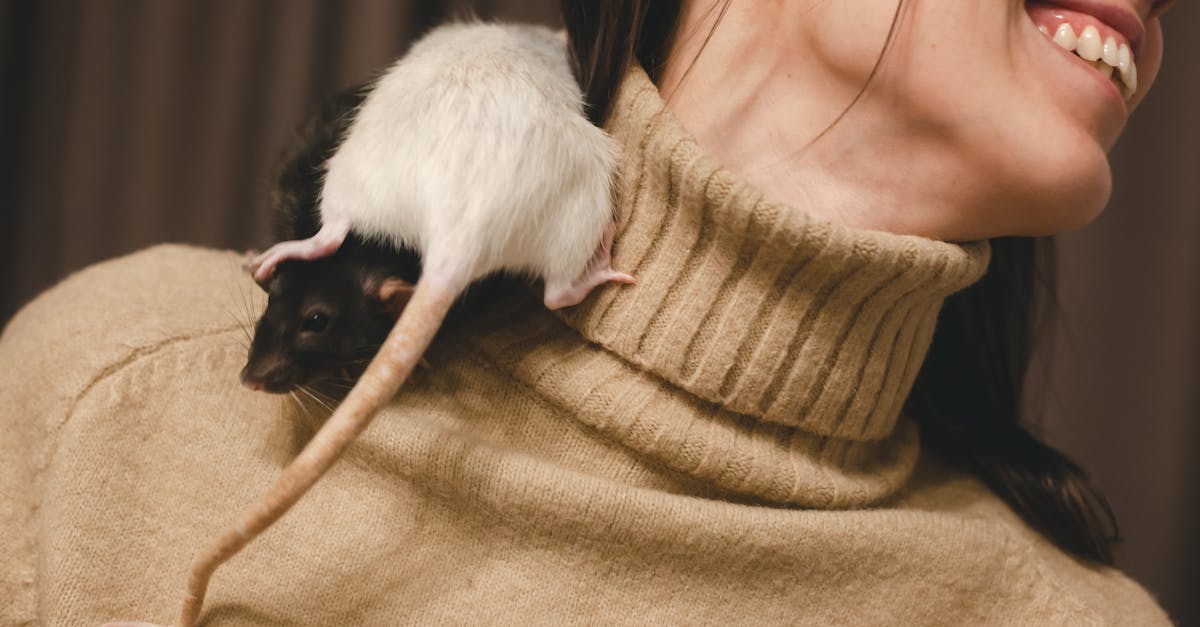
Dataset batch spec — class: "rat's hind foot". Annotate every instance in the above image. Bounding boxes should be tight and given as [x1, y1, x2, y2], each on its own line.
[542, 223, 636, 310]
[249, 219, 351, 285]
[543, 268, 636, 310]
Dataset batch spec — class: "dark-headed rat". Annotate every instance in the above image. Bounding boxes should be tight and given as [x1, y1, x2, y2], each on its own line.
[241, 243, 418, 393]
[113, 22, 636, 627]
[240, 87, 421, 394]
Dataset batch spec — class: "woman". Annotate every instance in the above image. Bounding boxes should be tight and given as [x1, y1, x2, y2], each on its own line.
[0, 0, 1174, 624]
[558, 0, 1168, 565]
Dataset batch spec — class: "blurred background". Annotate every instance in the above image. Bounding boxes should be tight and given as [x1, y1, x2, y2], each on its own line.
[1, 0, 1197, 623]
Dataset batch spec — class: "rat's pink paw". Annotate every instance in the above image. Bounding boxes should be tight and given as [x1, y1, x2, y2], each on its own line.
[605, 270, 637, 285]
[249, 220, 352, 286]
[542, 222, 636, 309]
[249, 248, 287, 285]
[240, 249, 260, 270]
[543, 266, 636, 310]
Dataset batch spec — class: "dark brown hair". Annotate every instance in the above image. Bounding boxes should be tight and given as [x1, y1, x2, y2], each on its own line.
[559, 0, 1119, 564]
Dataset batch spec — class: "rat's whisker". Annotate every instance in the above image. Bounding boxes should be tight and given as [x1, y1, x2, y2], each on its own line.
[220, 275, 255, 346]
[237, 277, 261, 331]
[287, 390, 318, 426]
[218, 291, 250, 338]
[297, 385, 336, 414]
[305, 382, 343, 400]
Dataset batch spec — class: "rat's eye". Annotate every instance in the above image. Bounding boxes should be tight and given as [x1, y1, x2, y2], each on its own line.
[301, 312, 330, 333]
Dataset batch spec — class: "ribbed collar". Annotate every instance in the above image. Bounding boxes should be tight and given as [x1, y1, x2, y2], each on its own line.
[561, 65, 991, 444]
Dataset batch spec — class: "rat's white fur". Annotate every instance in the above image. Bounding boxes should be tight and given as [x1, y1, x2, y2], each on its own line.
[320, 22, 618, 289]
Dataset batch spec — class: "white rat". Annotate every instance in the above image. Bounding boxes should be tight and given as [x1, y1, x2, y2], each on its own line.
[249, 22, 632, 307]
[114, 22, 635, 627]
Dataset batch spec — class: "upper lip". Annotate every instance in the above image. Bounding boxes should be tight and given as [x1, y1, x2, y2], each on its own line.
[1030, 0, 1147, 59]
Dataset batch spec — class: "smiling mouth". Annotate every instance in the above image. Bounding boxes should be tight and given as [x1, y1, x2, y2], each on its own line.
[1025, 2, 1139, 102]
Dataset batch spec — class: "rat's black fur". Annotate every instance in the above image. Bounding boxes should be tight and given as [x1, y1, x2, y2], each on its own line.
[269, 87, 369, 244]
[243, 88, 421, 393]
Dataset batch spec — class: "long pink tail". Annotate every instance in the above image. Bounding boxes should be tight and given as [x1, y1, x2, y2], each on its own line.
[177, 278, 458, 627]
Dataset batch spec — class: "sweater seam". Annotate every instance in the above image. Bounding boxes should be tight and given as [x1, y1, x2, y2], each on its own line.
[44, 324, 245, 471]
[25, 323, 242, 622]
[999, 520, 1105, 622]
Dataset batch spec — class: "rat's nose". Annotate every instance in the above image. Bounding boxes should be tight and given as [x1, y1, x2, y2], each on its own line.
[239, 367, 265, 392]
[241, 361, 298, 394]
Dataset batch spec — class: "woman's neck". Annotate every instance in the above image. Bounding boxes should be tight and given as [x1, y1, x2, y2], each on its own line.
[656, 1, 1013, 243]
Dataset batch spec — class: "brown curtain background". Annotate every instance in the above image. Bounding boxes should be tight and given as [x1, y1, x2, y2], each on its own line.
[2, 1, 1196, 623]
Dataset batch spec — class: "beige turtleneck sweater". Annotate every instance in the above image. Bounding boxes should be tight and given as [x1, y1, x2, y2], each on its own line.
[0, 66, 1168, 625]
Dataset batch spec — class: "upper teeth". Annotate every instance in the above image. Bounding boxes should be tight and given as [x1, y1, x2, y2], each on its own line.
[1041, 22, 1137, 101]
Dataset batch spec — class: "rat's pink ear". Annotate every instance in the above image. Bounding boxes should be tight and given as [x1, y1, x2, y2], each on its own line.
[374, 277, 416, 318]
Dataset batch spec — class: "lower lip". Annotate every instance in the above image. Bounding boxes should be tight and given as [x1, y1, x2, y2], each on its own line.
[1027, 17, 1129, 117]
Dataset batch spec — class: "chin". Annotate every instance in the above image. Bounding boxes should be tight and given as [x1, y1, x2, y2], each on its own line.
[1003, 138, 1114, 237]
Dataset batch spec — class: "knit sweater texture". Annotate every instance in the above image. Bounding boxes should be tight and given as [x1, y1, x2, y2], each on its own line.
[0, 65, 1170, 625]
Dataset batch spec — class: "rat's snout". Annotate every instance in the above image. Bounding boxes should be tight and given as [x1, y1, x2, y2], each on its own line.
[239, 367, 265, 392]
[240, 359, 298, 394]
[239, 366, 266, 392]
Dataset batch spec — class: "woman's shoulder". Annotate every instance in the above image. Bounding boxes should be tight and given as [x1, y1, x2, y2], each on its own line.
[4, 244, 252, 353]
[0, 245, 262, 625]
[1, 244, 254, 408]
[896, 452, 1170, 625]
